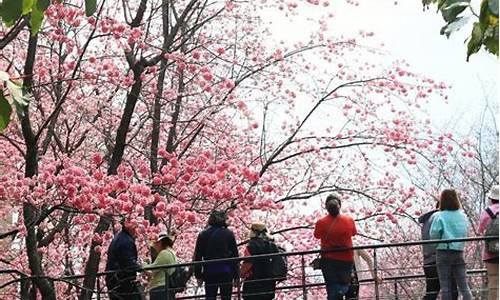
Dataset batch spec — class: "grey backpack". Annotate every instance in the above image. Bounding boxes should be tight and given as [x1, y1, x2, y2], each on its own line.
[485, 208, 499, 255]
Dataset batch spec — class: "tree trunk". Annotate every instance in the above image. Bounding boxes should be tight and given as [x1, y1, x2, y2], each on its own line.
[79, 64, 145, 300]
[19, 34, 56, 300]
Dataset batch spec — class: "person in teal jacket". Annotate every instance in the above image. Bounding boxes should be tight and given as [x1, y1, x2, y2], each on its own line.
[430, 189, 472, 300]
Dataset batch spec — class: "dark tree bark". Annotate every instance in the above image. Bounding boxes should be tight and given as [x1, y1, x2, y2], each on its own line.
[19, 34, 57, 300]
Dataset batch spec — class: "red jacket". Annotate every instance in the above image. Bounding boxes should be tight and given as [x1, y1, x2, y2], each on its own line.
[314, 214, 357, 261]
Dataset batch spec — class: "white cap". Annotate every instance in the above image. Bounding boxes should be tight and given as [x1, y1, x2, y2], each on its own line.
[487, 185, 499, 201]
[156, 232, 175, 242]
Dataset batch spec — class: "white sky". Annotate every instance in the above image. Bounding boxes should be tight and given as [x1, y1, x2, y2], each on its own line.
[263, 0, 498, 134]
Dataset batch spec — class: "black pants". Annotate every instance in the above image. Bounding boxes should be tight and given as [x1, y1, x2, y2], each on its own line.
[423, 264, 458, 300]
[107, 283, 143, 300]
[150, 286, 176, 300]
[105, 274, 143, 300]
[204, 273, 233, 300]
[242, 277, 276, 300]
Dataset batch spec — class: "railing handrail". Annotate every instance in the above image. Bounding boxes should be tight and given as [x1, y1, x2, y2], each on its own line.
[172, 269, 488, 300]
[45, 235, 498, 281]
[3, 236, 493, 299]
[357, 268, 486, 284]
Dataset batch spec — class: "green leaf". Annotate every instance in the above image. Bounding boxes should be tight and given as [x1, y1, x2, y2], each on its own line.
[85, 0, 97, 17]
[22, 0, 35, 15]
[29, 4, 44, 36]
[483, 25, 499, 55]
[437, 0, 448, 10]
[489, 0, 499, 16]
[0, 91, 12, 132]
[479, 0, 494, 25]
[423, 0, 439, 9]
[423, 0, 438, 6]
[36, 0, 50, 11]
[443, 1, 470, 10]
[440, 16, 471, 37]
[477, 0, 499, 56]
[467, 22, 484, 60]
[441, 0, 470, 22]
[0, 0, 23, 27]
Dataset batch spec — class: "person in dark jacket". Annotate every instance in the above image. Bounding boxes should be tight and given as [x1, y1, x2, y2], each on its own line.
[418, 201, 457, 300]
[241, 222, 277, 300]
[194, 210, 239, 300]
[105, 218, 143, 300]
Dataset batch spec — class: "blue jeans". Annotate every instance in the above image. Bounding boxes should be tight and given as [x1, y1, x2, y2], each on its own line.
[321, 258, 353, 300]
[436, 250, 473, 300]
[423, 263, 458, 300]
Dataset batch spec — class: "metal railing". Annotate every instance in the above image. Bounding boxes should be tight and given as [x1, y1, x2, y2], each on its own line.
[1, 236, 497, 299]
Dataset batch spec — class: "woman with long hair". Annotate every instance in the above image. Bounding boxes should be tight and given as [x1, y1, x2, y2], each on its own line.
[430, 189, 473, 300]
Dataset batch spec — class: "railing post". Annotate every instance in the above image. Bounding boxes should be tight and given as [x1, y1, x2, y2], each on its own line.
[164, 269, 171, 300]
[301, 254, 308, 300]
[373, 248, 380, 300]
[394, 278, 398, 300]
[237, 276, 242, 300]
[96, 275, 101, 300]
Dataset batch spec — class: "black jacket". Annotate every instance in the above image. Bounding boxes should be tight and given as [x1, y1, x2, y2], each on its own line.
[105, 229, 141, 282]
[243, 238, 277, 300]
[193, 225, 239, 279]
[246, 238, 275, 279]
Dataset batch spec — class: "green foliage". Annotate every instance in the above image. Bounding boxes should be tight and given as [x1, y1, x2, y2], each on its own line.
[489, 0, 499, 16]
[423, 0, 499, 60]
[22, 0, 35, 15]
[468, 22, 484, 59]
[467, 0, 499, 59]
[441, 16, 471, 37]
[0, 0, 100, 133]
[0, 91, 12, 132]
[0, 0, 98, 35]
[29, 4, 44, 35]
[85, 0, 97, 17]
[0, 0, 23, 27]
[36, 0, 50, 11]
[441, 0, 469, 22]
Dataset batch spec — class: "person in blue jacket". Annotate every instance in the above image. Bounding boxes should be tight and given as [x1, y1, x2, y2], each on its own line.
[418, 200, 458, 300]
[430, 189, 472, 300]
[193, 210, 239, 300]
[105, 218, 143, 300]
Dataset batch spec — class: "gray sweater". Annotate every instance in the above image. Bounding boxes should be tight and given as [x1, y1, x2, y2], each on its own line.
[418, 210, 438, 265]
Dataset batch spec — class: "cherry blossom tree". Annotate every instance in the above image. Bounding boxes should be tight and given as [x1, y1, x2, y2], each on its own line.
[0, 0, 470, 299]
[366, 96, 499, 298]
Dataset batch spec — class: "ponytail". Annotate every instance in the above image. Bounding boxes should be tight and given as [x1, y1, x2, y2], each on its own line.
[325, 194, 341, 217]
